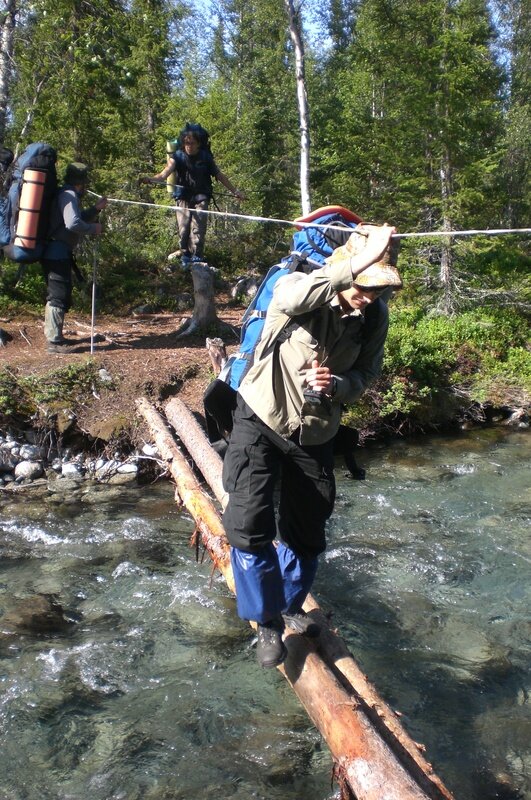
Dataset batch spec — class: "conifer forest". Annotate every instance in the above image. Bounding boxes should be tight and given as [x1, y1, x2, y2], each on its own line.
[0, 0, 529, 429]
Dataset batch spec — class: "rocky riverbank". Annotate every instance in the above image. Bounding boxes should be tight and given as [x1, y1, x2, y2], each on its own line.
[0, 428, 163, 505]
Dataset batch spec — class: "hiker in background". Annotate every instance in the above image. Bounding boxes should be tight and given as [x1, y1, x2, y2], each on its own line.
[0, 147, 14, 193]
[141, 124, 245, 267]
[42, 162, 107, 354]
[221, 223, 402, 669]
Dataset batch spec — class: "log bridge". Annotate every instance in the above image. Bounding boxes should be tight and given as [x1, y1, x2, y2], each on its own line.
[137, 395, 455, 800]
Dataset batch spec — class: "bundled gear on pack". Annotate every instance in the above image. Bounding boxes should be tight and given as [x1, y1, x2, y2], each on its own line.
[0, 142, 57, 264]
[203, 205, 400, 478]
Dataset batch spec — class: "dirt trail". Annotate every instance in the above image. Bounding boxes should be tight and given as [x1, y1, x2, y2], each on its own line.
[0, 301, 243, 444]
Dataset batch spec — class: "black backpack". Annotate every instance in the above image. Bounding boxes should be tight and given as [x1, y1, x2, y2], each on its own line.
[0, 147, 14, 186]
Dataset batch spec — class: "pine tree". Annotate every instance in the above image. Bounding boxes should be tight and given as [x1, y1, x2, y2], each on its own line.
[492, 0, 530, 227]
[315, 0, 505, 311]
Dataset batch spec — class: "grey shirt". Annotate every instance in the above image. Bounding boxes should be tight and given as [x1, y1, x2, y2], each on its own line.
[239, 259, 389, 445]
[44, 186, 100, 258]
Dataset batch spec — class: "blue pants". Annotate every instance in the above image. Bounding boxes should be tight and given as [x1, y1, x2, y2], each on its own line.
[230, 542, 318, 623]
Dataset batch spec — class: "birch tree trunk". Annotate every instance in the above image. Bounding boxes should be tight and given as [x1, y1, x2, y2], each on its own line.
[439, 144, 455, 314]
[284, 0, 311, 214]
[437, 2, 456, 315]
[15, 78, 46, 156]
[0, 0, 16, 142]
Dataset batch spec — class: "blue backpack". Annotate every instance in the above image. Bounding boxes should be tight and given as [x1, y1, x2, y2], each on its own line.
[222, 206, 362, 390]
[290, 205, 361, 266]
[203, 206, 364, 450]
[0, 142, 57, 264]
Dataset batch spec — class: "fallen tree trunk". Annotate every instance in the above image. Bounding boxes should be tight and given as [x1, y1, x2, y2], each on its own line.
[165, 398, 228, 509]
[302, 594, 452, 800]
[138, 396, 454, 800]
[136, 397, 233, 590]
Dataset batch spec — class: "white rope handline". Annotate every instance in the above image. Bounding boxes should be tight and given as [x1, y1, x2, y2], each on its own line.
[394, 228, 531, 239]
[87, 191, 531, 238]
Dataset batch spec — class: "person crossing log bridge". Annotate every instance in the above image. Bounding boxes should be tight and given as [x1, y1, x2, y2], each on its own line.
[136, 396, 455, 800]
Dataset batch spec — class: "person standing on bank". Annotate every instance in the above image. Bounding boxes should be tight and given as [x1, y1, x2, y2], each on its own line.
[141, 125, 245, 266]
[222, 222, 403, 668]
[42, 162, 107, 354]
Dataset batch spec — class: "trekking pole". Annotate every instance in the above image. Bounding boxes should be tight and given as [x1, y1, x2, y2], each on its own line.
[90, 242, 98, 355]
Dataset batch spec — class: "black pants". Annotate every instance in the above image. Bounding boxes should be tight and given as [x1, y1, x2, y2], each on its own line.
[42, 258, 73, 312]
[222, 397, 336, 560]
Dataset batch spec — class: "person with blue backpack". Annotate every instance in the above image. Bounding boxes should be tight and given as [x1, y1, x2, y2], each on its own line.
[42, 162, 107, 354]
[141, 123, 244, 266]
[220, 219, 402, 668]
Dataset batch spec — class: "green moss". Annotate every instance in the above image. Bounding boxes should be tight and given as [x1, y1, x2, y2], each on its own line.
[0, 360, 115, 426]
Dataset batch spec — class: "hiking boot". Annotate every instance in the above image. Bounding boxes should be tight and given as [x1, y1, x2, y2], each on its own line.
[47, 339, 75, 354]
[55, 336, 78, 345]
[256, 617, 287, 669]
[282, 609, 320, 638]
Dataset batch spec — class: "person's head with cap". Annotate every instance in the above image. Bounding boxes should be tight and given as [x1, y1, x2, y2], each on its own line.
[326, 222, 403, 312]
[64, 162, 89, 191]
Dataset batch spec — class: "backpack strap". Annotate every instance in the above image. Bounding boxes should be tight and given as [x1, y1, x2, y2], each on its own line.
[303, 227, 331, 258]
[285, 250, 324, 273]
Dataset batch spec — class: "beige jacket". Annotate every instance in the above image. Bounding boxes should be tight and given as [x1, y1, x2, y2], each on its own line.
[239, 258, 389, 445]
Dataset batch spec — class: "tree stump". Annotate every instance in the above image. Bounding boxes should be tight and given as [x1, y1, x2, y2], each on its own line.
[175, 263, 218, 337]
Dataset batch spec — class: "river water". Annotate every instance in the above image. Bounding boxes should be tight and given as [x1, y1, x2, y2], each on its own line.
[0, 428, 529, 800]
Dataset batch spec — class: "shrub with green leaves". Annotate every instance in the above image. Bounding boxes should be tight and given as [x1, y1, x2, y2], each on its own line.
[342, 305, 531, 435]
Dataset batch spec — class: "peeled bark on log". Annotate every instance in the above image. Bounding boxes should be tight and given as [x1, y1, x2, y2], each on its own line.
[162, 396, 454, 800]
[137, 398, 448, 800]
[280, 635, 437, 800]
[303, 595, 453, 800]
[165, 398, 228, 509]
[136, 397, 233, 589]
